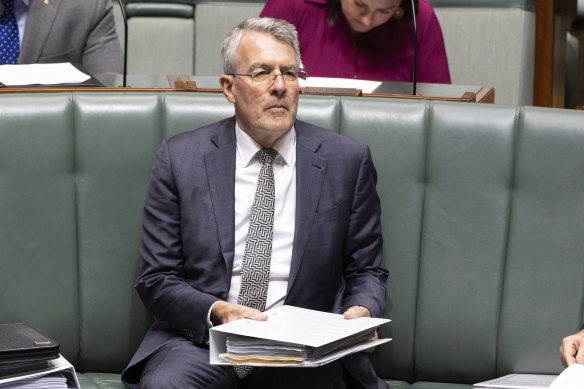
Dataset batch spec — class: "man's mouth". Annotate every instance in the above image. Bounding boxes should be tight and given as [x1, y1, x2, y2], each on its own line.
[267, 104, 287, 111]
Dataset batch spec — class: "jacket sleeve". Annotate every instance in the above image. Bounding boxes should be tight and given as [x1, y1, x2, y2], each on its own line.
[342, 145, 388, 318]
[82, 0, 124, 74]
[134, 140, 220, 345]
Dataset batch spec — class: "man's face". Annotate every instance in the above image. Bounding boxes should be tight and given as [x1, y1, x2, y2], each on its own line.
[221, 31, 300, 147]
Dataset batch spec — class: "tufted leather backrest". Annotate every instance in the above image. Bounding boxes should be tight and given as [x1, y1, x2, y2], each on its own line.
[1, 93, 583, 385]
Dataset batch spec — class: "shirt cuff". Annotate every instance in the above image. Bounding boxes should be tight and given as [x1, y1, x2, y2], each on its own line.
[207, 300, 222, 329]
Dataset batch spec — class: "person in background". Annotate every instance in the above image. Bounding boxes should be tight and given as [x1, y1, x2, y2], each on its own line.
[560, 326, 584, 366]
[0, 0, 122, 74]
[121, 16, 388, 389]
[260, 0, 451, 84]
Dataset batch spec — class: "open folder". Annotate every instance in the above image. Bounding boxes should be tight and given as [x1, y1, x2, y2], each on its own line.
[210, 305, 391, 367]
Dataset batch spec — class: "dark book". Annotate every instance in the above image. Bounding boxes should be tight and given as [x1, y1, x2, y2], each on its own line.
[0, 324, 60, 365]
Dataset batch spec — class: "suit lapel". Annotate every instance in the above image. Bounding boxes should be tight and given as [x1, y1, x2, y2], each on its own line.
[205, 119, 237, 275]
[287, 122, 328, 292]
[19, 0, 61, 63]
[204, 119, 328, 292]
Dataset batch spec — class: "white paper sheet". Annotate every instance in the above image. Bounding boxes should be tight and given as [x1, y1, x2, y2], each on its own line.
[213, 305, 389, 347]
[549, 364, 584, 388]
[474, 373, 557, 388]
[300, 77, 382, 94]
[474, 364, 584, 389]
[0, 63, 90, 86]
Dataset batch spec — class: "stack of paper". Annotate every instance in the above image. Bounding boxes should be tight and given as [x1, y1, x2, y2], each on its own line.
[0, 355, 79, 388]
[1, 372, 68, 388]
[210, 305, 391, 367]
[222, 328, 378, 365]
[0, 324, 78, 388]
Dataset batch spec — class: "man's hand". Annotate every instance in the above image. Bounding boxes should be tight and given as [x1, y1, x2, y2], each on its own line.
[210, 301, 268, 326]
[343, 305, 378, 352]
[343, 305, 372, 319]
[560, 329, 584, 367]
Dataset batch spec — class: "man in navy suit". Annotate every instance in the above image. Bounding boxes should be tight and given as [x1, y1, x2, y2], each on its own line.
[122, 17, 388, 389]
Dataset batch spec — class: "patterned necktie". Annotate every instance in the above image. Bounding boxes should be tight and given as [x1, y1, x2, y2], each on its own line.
[234, 147, 277, 379]
[0, 0, 20, 64]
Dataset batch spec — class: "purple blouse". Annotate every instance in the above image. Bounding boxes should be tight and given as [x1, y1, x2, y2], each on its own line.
[260, 0, 451, 84]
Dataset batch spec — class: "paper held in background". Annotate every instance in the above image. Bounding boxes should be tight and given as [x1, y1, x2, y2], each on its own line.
[300, 76, 382, 94]
[474, 363, 584, 389]
[548, 364, 584, 388]
[0, 63, 90, 86]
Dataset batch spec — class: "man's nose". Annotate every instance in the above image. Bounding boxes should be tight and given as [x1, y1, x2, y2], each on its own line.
[270, 74, 287, 95]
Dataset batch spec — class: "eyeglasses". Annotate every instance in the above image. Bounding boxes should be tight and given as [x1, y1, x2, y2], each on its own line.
[228, 69, 307, 86]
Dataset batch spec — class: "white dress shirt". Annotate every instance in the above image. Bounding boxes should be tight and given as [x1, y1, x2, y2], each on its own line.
[227, 123, 297, 310]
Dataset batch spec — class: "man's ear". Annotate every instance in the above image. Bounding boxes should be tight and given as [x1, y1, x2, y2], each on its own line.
[220, 75, 236, 103]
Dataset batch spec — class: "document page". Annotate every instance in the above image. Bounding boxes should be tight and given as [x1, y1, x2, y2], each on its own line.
[0, 63, 90, 86]
[300, 77, 382, 94]
[474, 373, 557, 388]
[474, 364, 584, 389]
[548, 364, 584, 388]
[213, 305, 389, 347]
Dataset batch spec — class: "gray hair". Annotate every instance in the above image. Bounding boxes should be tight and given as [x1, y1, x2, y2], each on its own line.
[221, 17, 302, 74]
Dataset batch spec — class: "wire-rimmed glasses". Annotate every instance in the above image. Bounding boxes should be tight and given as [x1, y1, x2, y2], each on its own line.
[228, 69, 307, 87]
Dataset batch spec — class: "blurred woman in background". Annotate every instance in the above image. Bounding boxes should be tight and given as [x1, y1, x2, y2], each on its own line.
[260, 0, 451, 83]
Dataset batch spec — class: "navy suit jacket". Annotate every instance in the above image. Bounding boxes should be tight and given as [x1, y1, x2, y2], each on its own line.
[123, 117, 388, 387]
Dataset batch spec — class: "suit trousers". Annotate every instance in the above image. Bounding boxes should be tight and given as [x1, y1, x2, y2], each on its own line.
[134, 338, 349, 389]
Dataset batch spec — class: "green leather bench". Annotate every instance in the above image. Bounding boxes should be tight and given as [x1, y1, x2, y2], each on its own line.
[1, 92, 583, 388]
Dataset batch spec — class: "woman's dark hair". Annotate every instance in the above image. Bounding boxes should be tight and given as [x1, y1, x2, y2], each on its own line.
[326, 0, 418, 26]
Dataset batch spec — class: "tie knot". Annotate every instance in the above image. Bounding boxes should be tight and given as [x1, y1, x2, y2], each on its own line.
[257, 148, 277, 166]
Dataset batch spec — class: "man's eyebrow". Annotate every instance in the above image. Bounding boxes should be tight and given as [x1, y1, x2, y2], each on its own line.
[280, 64, 300, 72]
[248, 63, 299, 71]
[249, 63, 273, 71]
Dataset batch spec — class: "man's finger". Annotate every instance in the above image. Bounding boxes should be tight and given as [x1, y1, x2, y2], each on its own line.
[242, 307, 268, 321]
[343, 305, 371, 319]
[560, 338, 577, 366]
[575, 342, 584, 364]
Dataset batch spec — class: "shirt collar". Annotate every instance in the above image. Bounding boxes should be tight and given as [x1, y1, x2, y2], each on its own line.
[235, 123, 296, 168]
